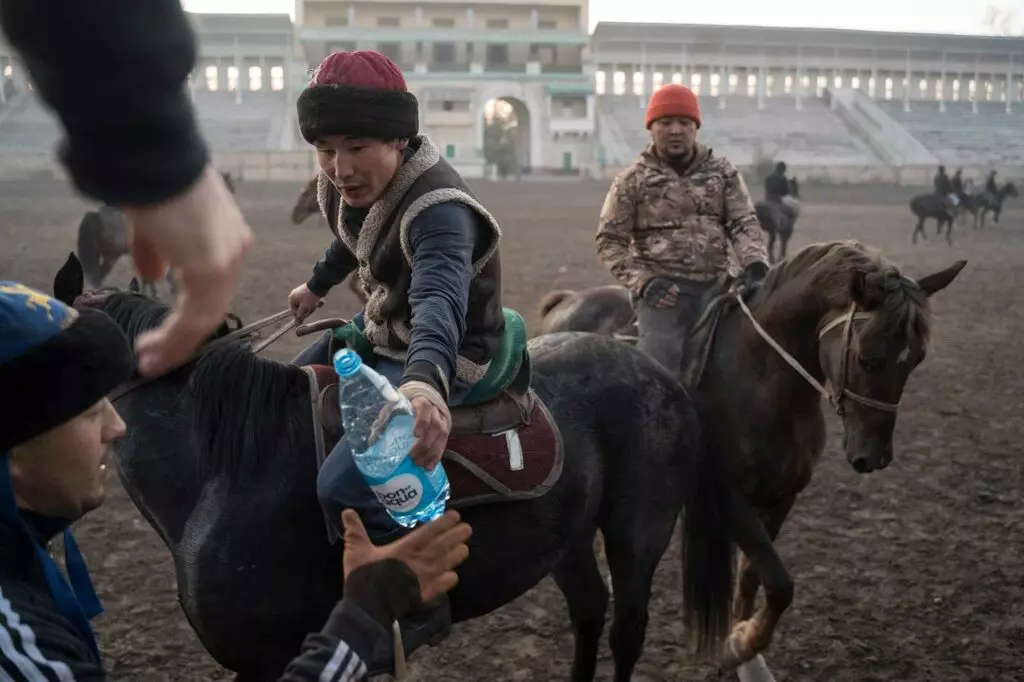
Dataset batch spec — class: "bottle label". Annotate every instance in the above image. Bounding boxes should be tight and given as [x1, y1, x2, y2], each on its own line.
[363, 455, 431, 516]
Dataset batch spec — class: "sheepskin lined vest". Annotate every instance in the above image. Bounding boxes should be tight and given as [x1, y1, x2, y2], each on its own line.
[316, 135, 504, 383]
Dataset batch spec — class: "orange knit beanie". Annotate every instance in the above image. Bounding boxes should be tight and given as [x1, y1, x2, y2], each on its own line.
[645, 84, 701, 129]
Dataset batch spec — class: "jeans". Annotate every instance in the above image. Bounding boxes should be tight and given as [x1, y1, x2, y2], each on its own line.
[292, 331, 472, 542]
[635, 278, 717, 380]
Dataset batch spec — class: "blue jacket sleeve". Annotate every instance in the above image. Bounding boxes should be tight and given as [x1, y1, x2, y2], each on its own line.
[401, 202, 478, 397]
[307, 238, 359, 298]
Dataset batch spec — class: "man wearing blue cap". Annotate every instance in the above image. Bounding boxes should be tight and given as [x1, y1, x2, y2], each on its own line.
[0, 282, 471, 680]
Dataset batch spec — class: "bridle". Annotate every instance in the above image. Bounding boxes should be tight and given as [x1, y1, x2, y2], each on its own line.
[735, 294, 901, 417]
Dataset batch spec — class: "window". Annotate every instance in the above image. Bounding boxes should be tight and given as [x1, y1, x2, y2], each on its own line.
[325, 16, 348, 26]
[595, 70, 606, 95]
[378, 43, 401, 62]
[377, 17, 400, 27]
[270, 66, 285, 91]
[538, 19, 556, 29]
[442, 100, 454, 111]
[227, 66, 239, 91]
[432, 17, 455, 28]
[205, 65, 218, 91]
[486, 18, 508, 29]
[434, 43, 455, 63]
[248, 66, 262, 91]
[486, 44, 508, 65]
[445, 144, 456, 158]
[709, 73, 720, 97]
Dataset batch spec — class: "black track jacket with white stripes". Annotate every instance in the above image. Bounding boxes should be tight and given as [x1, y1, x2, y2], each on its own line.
[0, 516, 385, 681]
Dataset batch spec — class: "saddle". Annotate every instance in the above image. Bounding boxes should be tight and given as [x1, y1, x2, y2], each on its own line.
[299, 364, 564, 510]
[681, 279, 739, 388]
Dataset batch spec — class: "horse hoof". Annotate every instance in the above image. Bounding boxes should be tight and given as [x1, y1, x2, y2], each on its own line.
[719, 631, 751, 672]
[737, 655, 776, 682]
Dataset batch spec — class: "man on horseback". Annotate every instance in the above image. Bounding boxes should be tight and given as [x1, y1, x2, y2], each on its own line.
[0, 282, 472, 682]
[985, 169, 998, 196]
[934, 165, 959, 213]
[763, 160, 800, 232]
[595, 83, 770, 377]
[287, 50, 509, 668]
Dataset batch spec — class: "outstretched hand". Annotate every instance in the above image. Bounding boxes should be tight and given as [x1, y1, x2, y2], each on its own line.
[341, 509, 471, 604]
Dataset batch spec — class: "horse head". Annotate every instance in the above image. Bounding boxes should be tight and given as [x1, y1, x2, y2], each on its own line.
[811, 247, 966, 474]
[291, 175, 321, 225]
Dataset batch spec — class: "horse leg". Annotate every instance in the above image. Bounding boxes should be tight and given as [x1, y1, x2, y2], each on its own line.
[552, 528, 609, 682]
[719, 491, 793, 673]
[912, 217, 925, 245]
[779, 232, 789, 261]
[601, 508, 678, 682]
[945, 218, 954, 246]
[731, 496, 796, 625]
[767, 231, 777, 264]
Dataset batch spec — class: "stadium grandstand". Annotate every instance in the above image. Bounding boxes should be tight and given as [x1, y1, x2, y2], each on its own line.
[0, 4, 1021, 183]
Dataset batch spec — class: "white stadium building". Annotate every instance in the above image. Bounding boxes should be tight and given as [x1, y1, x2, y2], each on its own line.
[0, 1, 1022, 184]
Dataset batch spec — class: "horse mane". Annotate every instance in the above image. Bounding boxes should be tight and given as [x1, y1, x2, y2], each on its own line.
[93, 293, 313, 482]
[756, 239, 932, 352]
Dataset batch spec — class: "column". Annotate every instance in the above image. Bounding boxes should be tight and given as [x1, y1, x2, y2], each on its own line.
[1007, 54, 1013, 114]
[720, 61, 728, 110]
[939, 51, 947, 112]
[796, 46, 803, 110]
[973, 55, 980, 114]
[757, 64, 765, 110]
[903, 49, 911, 113]
[348, 5, 356, 25]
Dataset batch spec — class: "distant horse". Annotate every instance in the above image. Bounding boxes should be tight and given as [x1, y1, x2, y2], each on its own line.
[535, 240, 966, 677]
[908, 192, 955, 246]
[290, 174, 321, 225]
[75, 171, 237, 296]
[970, 181, 1018, 230]
[535, 285, 635, 337]
[755, 181, 801, 263]
[53, 252, 736, 682]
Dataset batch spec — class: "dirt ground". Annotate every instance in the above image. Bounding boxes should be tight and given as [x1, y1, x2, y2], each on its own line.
[2, 176, 1022, 682]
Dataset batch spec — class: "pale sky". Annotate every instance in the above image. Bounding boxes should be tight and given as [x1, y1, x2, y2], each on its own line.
[182, 0, 1024, 36]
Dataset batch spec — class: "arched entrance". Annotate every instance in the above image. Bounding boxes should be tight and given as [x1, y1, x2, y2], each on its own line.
[482, 96, 531, 178]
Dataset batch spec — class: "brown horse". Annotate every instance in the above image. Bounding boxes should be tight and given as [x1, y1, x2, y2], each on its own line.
[75, 171, 237, 296]
[537, 240, 966, 679]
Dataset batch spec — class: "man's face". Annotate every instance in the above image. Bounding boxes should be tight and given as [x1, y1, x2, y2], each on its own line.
[315, 136, 408, 208]
[650, 116, 698, 159]
[9, 398, 125, 520]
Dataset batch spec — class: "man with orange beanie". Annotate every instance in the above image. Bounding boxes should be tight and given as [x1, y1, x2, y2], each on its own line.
[595, 83, 769, 378]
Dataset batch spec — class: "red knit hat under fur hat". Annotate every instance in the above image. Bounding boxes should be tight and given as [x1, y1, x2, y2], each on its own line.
[645, 84, 701, 129]
[297, 50, 419, 143]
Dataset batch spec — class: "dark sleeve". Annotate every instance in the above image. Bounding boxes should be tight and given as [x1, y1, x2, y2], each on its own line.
[0, 587, 110, 681]
[307, 239, 359, 298]
[400, 202, 477, 397]
[276, 601, 387, 682]
[0, 0, 209, 205]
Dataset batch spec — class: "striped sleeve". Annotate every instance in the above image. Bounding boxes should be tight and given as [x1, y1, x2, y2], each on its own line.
[277, 601, 390, 682]
[0, 586, 100, 682]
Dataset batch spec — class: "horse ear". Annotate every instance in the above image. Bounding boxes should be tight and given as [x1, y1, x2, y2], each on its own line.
[916, 260, 967, 297]
[128, 277, 141, 293]
[53, 252, 85, 305]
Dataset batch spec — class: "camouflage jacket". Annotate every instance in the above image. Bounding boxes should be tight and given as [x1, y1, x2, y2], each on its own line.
[596, 142, 769, 295]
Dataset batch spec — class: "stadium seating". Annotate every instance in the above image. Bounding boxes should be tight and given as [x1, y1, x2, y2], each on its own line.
[879, 100, 1024, 166]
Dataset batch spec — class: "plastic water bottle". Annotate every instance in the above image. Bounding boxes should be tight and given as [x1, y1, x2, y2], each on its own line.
[333, 348, 450, 527]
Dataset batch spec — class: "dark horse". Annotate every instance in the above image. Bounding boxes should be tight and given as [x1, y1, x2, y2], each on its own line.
[52, 253, 735, 682]
[754, 181, 801, 263]
[969, 181, 1018, 230]
[75, 171, 237, 295]
[534, 240, 965, 678]
[909, 192, 956, 246]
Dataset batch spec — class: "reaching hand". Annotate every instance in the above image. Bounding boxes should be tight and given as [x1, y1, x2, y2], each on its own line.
[125, 165, 253, 377]
[342, 509, 471, 605]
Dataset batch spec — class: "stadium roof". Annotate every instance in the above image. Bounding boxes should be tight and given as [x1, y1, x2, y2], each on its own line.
[187, 13, 294, 34]
[592, 21, 1024, 54]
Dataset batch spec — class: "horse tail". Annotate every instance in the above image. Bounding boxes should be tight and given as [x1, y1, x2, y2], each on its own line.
[537, 290, 575, 319]
[75, 211, 104, 288]
[679, 392, 734, 657]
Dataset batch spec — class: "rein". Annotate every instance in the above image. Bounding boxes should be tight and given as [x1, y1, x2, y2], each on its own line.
[99, 301, 325, 403]
[735, 293, 900, 416]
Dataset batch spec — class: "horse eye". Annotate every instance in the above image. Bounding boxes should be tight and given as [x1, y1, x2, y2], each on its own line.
[858, 356, 884, 373]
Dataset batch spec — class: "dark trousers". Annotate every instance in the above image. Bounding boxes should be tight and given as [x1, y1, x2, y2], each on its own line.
[635, 278, 717, 379]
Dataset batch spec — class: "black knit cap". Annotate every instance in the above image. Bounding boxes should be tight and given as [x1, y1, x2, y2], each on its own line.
[297, 50, 419, 144]
[0, 282, 134, 453]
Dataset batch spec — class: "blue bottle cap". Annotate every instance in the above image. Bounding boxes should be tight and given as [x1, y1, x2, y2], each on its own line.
[333, 348, 362, 378]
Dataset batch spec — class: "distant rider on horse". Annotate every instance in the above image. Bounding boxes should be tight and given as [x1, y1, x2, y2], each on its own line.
[287, 49, 507, 672]
[934, 165, 958, 211]
[764, 160, 801, 227]
[595, 83, 770, 378]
